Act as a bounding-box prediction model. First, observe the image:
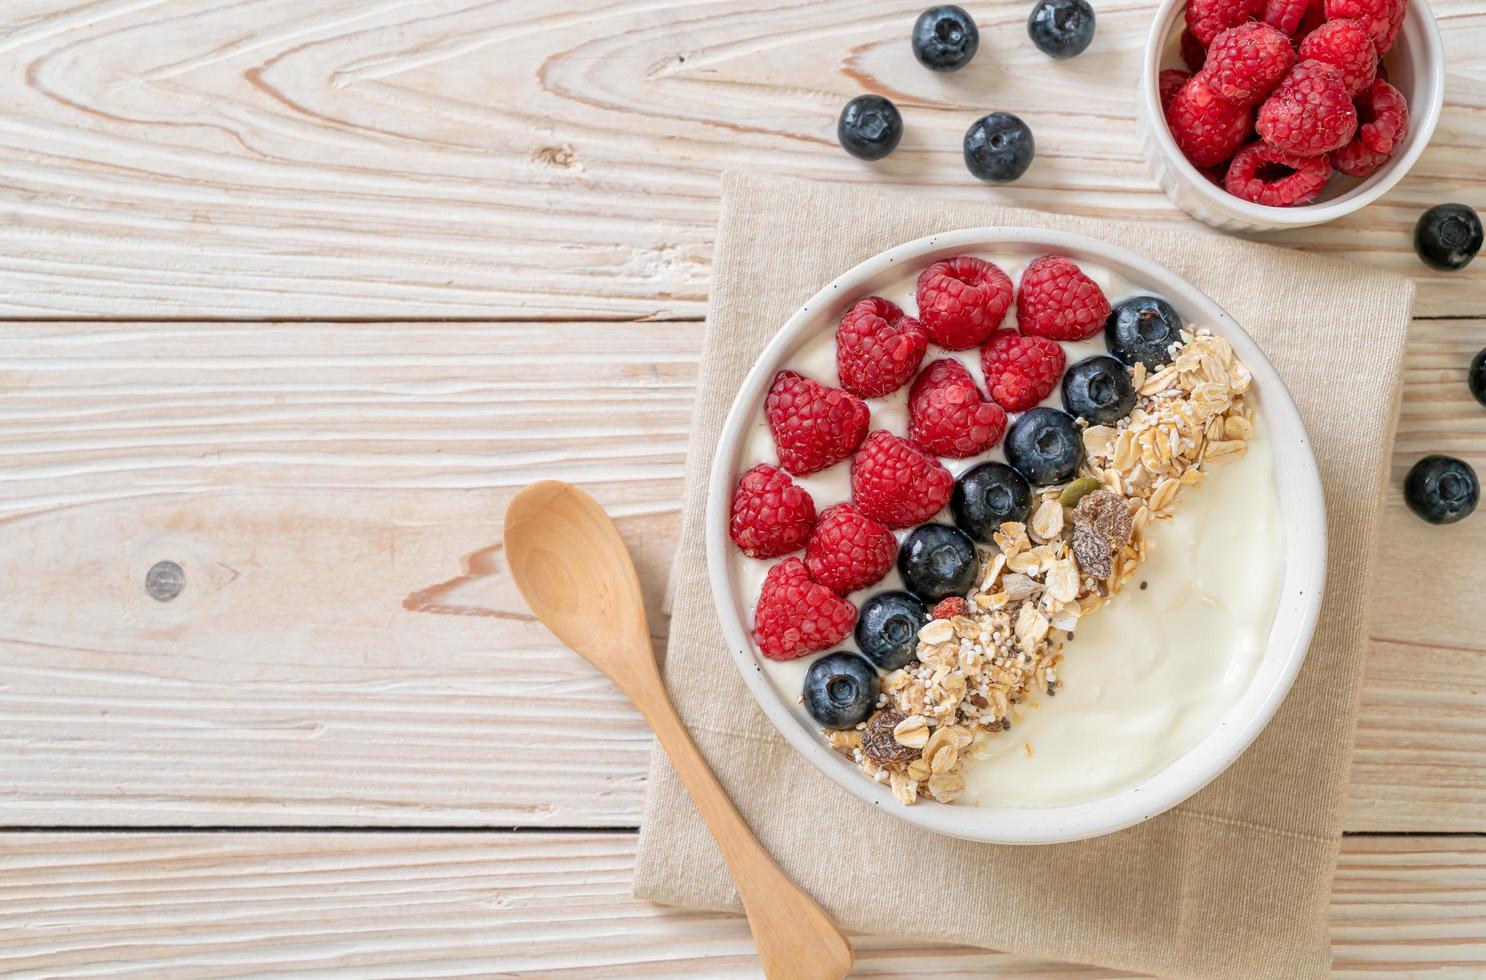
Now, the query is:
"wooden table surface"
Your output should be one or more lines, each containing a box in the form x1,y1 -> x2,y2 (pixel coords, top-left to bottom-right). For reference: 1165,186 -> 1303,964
0,0 -> 1483,976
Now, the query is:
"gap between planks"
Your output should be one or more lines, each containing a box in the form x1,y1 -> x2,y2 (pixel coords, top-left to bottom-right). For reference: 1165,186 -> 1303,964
0,315 -> 708,325
0,826 -> 1479,836
0,314 -> 1484,325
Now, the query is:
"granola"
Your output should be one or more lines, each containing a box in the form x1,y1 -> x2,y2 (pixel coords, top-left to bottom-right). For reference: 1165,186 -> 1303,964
828,330 -> 1255,804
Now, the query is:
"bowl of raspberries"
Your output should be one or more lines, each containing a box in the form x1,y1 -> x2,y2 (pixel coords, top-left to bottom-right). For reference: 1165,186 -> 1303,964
1140,0 -> 1443,229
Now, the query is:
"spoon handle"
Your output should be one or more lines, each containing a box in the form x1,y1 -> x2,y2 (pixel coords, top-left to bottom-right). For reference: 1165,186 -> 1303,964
633,683 -> 854,980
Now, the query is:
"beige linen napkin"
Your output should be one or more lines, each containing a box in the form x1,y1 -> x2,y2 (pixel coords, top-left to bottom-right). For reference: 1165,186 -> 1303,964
633,173 -> 1414,979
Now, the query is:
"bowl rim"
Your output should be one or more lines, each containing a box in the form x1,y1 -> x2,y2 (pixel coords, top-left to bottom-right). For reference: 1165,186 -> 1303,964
704,227 -> 1328,844
1139,0 -> 1445,226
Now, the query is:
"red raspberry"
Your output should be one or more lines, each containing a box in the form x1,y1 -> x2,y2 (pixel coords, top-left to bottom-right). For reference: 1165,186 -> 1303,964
1016,255 -> 1113,342
931,596 -> 968,620
907,358 -> 1008,459
1199,22 -> 1295,104
1180,27 -> 1208,72
914,256 -> 1014,350
850,430 -> 954,529
729,463 -> 816,559
1354,78 -> 1408,154
1323,0 -> 1404,54
805,502 -> 896,595
751,557 -> 856,660
1329,134 -> 1390,176
1256,60 -> 1357,156
765,370 -> 870,476
835,296 -> 928,399
1167,75 -> 1254,167
1262,0 -> 1309,34
1224,140 -> 1331,205
1188,0 -> 1261,46
1298,18 -> 1376,96
1160,69 -> 1191,113
980,329 -> 1066,412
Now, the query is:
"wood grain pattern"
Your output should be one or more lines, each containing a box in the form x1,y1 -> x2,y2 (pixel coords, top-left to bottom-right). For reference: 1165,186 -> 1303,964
0,0 -> 1482,319
0,319 -> 1481,829
0,832 -> 1479,977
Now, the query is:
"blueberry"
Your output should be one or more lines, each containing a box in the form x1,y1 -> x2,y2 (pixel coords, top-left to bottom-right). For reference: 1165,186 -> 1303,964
951,462 -> 1033,542
1027,0 -> 1096,58
803,652 -> 880,729
1471,348 -> 1486,408
912,5 -> 979,72
1404,455 -> 1479,525
1106,295 -> 1183,369
855,591 -> 931,670
1062,355 -> 1136,424
1004,407 -> 1084,485
963,112 -> 1034,183
897,523 -> 979,603
1415,204 -> 1483,271
837,95 -> 903,161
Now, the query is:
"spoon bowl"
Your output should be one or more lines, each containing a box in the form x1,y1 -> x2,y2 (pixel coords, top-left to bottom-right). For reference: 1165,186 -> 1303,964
503,479 -> 656,700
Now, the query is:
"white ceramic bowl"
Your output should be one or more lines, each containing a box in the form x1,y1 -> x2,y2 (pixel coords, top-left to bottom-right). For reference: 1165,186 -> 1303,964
706,228 -> 1327,844
1138,0 -> 1444,231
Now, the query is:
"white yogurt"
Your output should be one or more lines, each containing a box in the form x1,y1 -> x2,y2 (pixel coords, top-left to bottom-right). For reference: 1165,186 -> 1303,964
732,252 -> 1284,808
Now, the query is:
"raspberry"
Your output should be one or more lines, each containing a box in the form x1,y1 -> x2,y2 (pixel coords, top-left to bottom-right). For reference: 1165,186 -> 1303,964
804,502 -> 897,595
1256,60 -> 1357,156
1224,140 -> 1331,205
1322,0 -> 1404,54
1016,255 -> 1113,343
835,296 -> 928,399
1187,0 -> 1261,46
1262,0 -> 1309,34
729,463 -> 816,559
914,256 -> 1014,350
931,596 -> 968,619
850,430 -> 954,529
1297,18 -> 1376,95
1354,78 -> 1408,154
1199,22 -> 1295,104
1167,75 -> 1254,167
764,370 -> 870,476
980,329 -> 1066,412
751,557 -> 856,660
907,358 -> 1008,459
1180,27 -> 1207,72
1330,132 -> 1391,176
1160,69 -> 1191,113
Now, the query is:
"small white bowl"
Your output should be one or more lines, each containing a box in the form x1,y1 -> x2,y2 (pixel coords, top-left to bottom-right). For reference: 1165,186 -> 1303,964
705,228 -> 1327,844
1138,0 -> 1445,231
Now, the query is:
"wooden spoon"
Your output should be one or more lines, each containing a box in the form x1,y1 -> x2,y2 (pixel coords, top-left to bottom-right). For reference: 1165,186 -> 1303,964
504,480 -> 854,980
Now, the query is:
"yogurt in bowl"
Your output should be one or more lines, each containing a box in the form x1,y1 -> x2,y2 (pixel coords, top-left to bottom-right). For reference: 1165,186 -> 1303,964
706,229 -> 1325,844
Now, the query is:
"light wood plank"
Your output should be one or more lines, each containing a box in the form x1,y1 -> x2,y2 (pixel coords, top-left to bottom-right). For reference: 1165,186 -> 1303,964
0,0 -> 1482,319
0,832 -> 1479,977
0,321 -> 696,827
0,319 -> 1482,828
1349,320 -> 1486,831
